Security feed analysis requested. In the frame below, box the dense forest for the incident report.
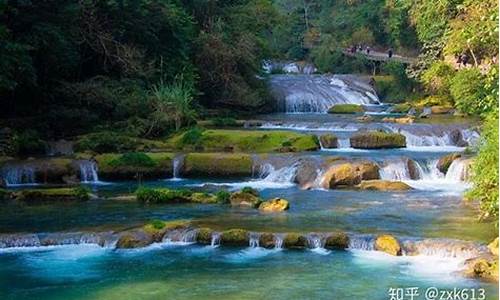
[1,0,498,217]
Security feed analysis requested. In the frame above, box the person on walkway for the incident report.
[366,46,371,55]
[388,48,393,58]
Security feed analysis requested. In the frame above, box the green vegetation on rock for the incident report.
[12,187,90,202]
[183,153,253,177]
[95,152,173,180]
[350,131,406,149]
[327,104,364,114]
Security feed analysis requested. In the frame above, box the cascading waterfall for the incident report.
[79,160,99,183]
[445,159,471,182]
[348,235,375,251]
[249,232,261,248]
[258,163,298,184]
[306,233,329,254]
[273,234,285,250]
[162,229,198,245]
[402,239,485,259]
[1,165,36,186]
[210,232,221,247]
[172,155,185,180]
[0,232,111,249]
[379,160,412,181]
[378,159,447,182]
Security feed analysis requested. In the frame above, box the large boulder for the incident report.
[374,234,402,256]
[259,198,290,212]
[321,161,379,189]
[357,180,412,191]
[259,232,275,248]
[406,159,421,180]
[230,191,262,208]
[350,131,406,149]
[196,228,214,244]
[437,153,462,174]
[325,232,350,250]
[116,230,154,249]
[220,229,249,246]
[294,159,320,189]
[319,134,338,149]
[283,233,307,249]
[463,257,499,282]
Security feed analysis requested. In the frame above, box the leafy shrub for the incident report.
[180,127,204,145]
[450,68,489,116]
[109,152,156,167]
[74,186,91,201]
[467,111,498,220]
[148,219,166,230]
[74,132,139,153]
[12,130,47,156]
[421,61,454,94]
[281,141,292,147]
[211,117,238,127]
[136,187,193,203]
[215,190,231,203]
[241,186,259,197]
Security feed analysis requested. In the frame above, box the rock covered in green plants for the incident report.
[229,191,262,208]
[463,256,499,282]
[12,187,91,202]
[220,229,249,246]
[259,198,289,212]
[259,232,276,248]
[325,232,350,250]
[95,152,174,180]
[374,234,402,256]
[437,153,461,174]
[350,131,406,149]
[283,233,307,248]
[357,180,412,191]
[196,228,214,244]
[183,153,253,177]
[327,104,364,114]
[391,103,412,114]
[116,229,155,249]
[319,134,338,148]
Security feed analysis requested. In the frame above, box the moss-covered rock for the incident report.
[328,104,364,114]
[319,134,338,149]
[95,152,174,180]
[183,153,253,177]
[283,233,307,249]
[229,191,262,208]
[259,232,276,248]
[325,232,350,250]
[166,129,319,153]
[189,193,218,204]
[391,103,412,114]
[220,229,249,246]
[135,187,193,204]
[437,153,462,174]
[350,131,406,149]
[321,161,380,189]
[116,229,154,249]
[12,187,90,202]
[259,198,289,212]
[196,228,214,244]
[463,257,499,282]
[374,234,402,256]
[431,105,453,114]
[357,180,412,191]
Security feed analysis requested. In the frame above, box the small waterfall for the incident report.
[79,160,99,183]
[0,232,108,249]
[0,234,41,248]
[379,160,411,180]
[249,232,261,248]
[379,159,445,181]
[348,235,375,251]
[306,233,329,254]
[258,163,298,183]
[337,139,350,148]
[402,239,485,259]
[210,232,221,247]
[445,159,471,182]
[162,229,198,245]
[172,154,185,180]
[273,234,285,250]
[1,165,36,186]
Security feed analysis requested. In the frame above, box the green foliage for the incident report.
[215,190,231,204]
[12,130,47,156]
[210,118,238,127]
[328,104,364,114]
[467,111,499,219]
[449,68,489,116]
[74,132,139,153]
[391,103,412,113]
[109,152,157,168]
[74,186,91,201]
[421,61,454,95]
[148,219,166,230]
[136,187,193,204]
[241,186,259,197]
[180,127,204,146]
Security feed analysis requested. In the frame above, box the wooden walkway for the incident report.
[342,49,417,64]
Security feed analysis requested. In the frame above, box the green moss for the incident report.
[135,187,193,204]
[241,186,259,197]
[196,227,214,244]
[283,233,306,248]
[165,130,319,152]
[95,152,174,180]
[220,229,249,246]
[325,232,350,249]
[74,132,169,153]
[327,104,364,114]
[184,153,253,177]
[215,190,231,203]
[350,131,406,149]
[210,117,238,127]
[391,103,412,113]
[189,192,218,204]
[13,187,89,202]
[109,152,157,167]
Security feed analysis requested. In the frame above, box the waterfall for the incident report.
[306,233,329,254]
[402,239,485,259]
[1,165,36,186]
[445,159,471,182]
[379,160,412,180]
[162,229,198,245]
[79,160,99,183]
[379,159,444,181]
[384,125,479,148]
[172,155,185,180]
[273,234,285,250]
[337,139,350,148]
[269,74,380,113]
[0,234,41,248]
[0,232,108,249]
[258,163,298,183]
[348,235,375,251]
[249,232,261,248]
[210,232,221,248]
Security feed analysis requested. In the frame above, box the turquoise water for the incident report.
[1,243,497,300]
